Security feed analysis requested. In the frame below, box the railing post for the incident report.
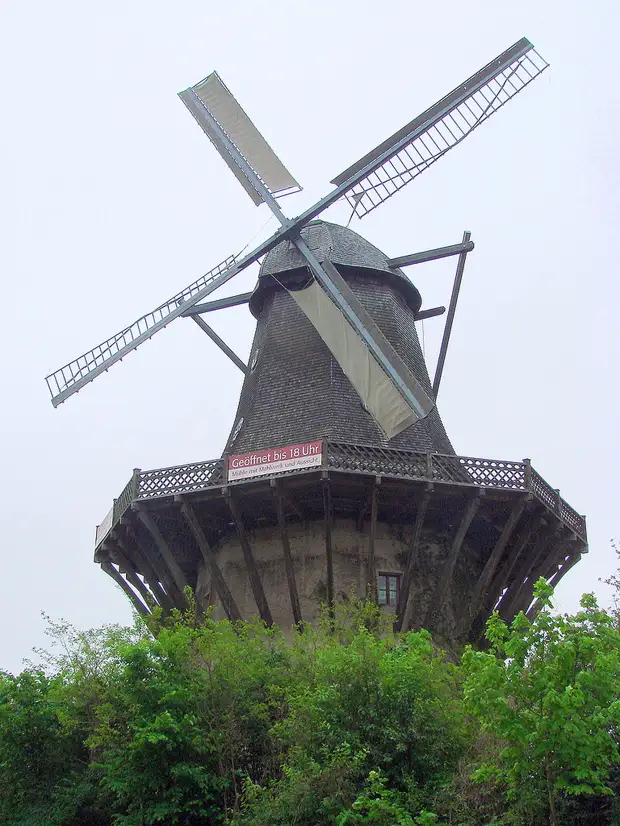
[555,488,562,517]
[131,468,141,502]
[322,437,329,470]
[522,458,532,490]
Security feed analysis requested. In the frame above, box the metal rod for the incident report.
[182,291,253,316]
[432,230,471,397]
[388,240,474,269]
[190,316,247,374]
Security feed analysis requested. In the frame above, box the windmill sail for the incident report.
[179,72,301,205]
[331,38,548,218]
[45,254,241,407]
[289,280,418,438]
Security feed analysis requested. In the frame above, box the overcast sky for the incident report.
[1,0,618,673]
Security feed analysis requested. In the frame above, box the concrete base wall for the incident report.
[197,517,481,641]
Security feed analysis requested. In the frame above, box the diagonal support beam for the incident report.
[432,230,472,397]
[394,488,431,632]
[423,492,481,628]
[101,561,150,617]
[460,496,528,636]
[111,541,158,611]
[120,526,174,612]
[498,522,559,621]
[226,493,273,625]
[179,500,242,622]
[190,316,247,374]
[272,481,302,626]
[135,506,189,607]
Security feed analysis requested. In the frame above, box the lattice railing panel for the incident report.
[530,469,558,511]
[113,477,135,523]
[457,457,526,489]
[560,499,586,539]
[328,442,428,479]
[137,459,225,499]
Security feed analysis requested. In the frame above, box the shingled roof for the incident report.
[226,221,455,456]
[249,220,422,317]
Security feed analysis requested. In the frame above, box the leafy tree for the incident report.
[462,579,620,826]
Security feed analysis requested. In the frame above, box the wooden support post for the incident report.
[179,501,242,622]
[499,522,559,621]
[508,528,567,620]
[101,562,149,617]
[273,481,303,626]
[134,506,189,607]
[394,488,431,632]
[460,496,527,637]
[526,547,581,621]
[483,512,544,616]
[226,493,273,625]
[366,478,380,600]
[423,493,480,629]
[322,475,335,615]
[120,528,173,612]
[111,542,157,611]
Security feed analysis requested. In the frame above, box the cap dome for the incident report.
[249,220,421,317]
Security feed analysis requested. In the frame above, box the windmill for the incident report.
[49,39,588,642]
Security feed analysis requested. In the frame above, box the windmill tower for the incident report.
[47,38,587,644]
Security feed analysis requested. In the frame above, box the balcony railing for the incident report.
[96,441,586,547]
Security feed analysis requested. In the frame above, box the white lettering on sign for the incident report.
[228,440,322,481]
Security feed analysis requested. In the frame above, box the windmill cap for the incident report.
[249,220,422,317]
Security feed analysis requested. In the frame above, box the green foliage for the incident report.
[0,586,618,826]
[462,579,620,825]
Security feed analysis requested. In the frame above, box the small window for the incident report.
[378,572,400,606]
[230,417,244,442]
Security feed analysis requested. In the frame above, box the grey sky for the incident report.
[1,0,618,673]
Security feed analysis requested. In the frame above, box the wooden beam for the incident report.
[482,511,544,617]
[525,546,583,619]
[134,506,189,607]
[423,493,480,629]
[181,291,253,315]
[112,542,158,611]
[387,239,474,268]
[432,230,472,397]
[508,529,568,620]
[226,493,273,625]
[414,306,445,321]
[322,476,335,613]
[273,482,302,626]
[394,488,431,633]
[269,479,306,525]
[120,528,173,612]
[498,522,559,621]
[190,315,247,374]
[179,501,242,622]
[460,497,527,636]
[366,478,380,600]
[101,562,149,617]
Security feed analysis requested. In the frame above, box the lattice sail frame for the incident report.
[45,253,239,405]
[335,47,548,218]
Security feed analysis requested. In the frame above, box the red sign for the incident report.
[227,440,322,481]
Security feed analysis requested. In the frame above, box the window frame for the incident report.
[377,571,401,606]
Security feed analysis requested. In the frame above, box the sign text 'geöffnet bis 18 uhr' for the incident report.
[227,441,322,481]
